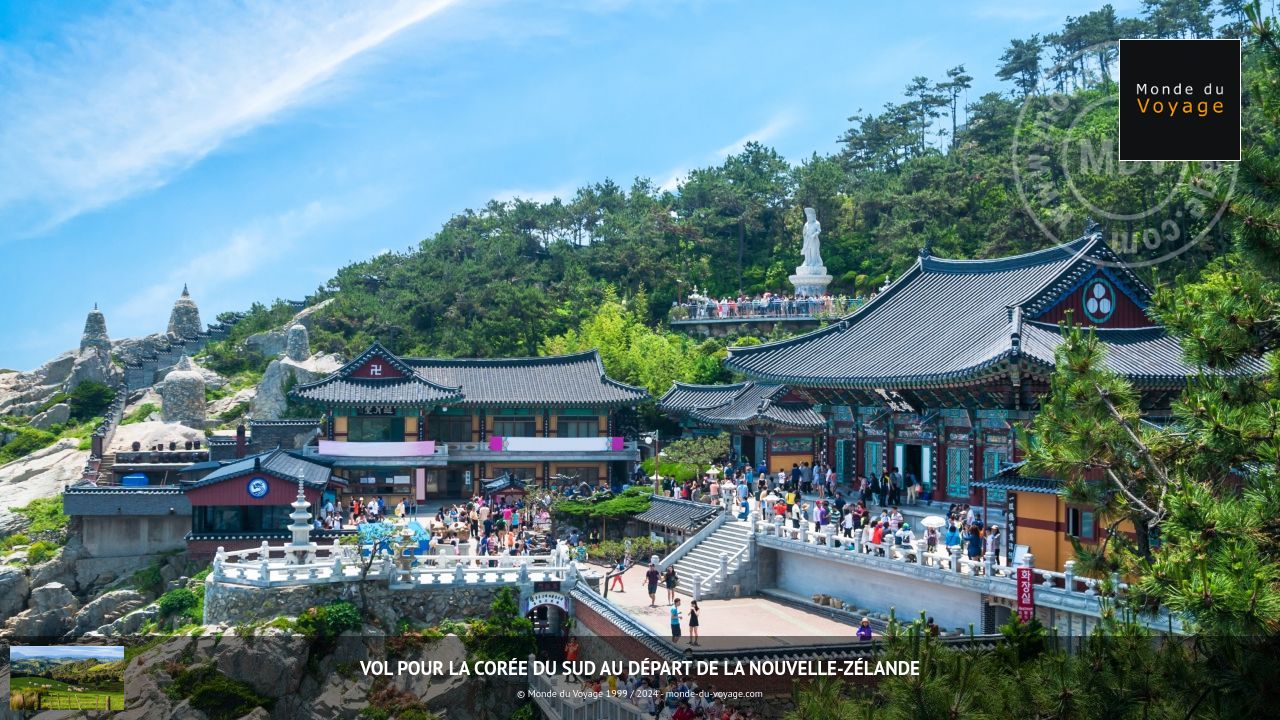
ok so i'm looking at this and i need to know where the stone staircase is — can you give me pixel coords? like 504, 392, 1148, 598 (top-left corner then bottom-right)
671, 521, 753, 598
97, 453, 116, 480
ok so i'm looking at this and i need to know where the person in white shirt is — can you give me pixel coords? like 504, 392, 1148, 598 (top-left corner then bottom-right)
896, 522, 915, 547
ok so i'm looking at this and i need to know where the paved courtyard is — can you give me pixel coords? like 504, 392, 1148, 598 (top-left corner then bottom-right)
600, 565, 868, 651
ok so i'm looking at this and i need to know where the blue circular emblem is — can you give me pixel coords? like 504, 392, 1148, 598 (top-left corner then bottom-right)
1082, 277, 1116, 324
246, 476, 270, 499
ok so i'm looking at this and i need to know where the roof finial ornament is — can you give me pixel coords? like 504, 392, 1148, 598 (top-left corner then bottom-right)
181, 283, 189, 297
1084, 218, 1101, 236
919, 240, 933, 258
93, 302, 98, 310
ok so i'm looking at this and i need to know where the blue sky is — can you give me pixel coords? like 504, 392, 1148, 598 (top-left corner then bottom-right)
0, 0, 1137, 371
11, 645, 124, 662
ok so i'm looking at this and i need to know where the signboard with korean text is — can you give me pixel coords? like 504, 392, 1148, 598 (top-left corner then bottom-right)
1016, 567, 1035, 622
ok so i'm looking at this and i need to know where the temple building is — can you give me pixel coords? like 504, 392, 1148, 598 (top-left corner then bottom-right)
724, 232, 1249, 569
287, 342, 649, 503
181, 449, 344, 557
658, 381, 826, 472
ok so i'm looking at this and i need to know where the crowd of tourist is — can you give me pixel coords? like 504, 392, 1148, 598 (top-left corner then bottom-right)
657, 460, 1006, 572
671, 292, 866, 320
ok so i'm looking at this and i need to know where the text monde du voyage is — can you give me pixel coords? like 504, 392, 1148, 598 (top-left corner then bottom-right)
1133, 82, 1229, 118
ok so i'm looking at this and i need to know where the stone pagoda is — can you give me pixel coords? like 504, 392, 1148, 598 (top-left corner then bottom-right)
167, 284, 202, 339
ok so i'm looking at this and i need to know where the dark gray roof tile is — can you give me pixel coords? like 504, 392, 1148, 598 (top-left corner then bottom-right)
634, 496, 721, 529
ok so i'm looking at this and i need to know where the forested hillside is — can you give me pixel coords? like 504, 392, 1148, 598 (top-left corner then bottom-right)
207, 1, 1265, 393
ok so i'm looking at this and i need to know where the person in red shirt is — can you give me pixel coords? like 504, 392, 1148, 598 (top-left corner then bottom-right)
871, 521, 885, 555
672, 700, 696, 720
773, 500, 786, 517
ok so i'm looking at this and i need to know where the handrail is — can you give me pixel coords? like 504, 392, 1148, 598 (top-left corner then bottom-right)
755, 520, 1137, 602
658, 505, 725, 571
693, 539, 750, 598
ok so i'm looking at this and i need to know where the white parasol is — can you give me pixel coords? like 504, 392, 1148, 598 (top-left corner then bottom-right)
921, 515, 947, 529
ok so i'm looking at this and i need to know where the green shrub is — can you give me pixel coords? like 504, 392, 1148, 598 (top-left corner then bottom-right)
24, 540, 58, 565
129, 563, 166, 596
168, 664, 272, 720
10, 497, 67, 533
295, 601, 361, 640
157, 588, 198, 617
589, 536, 669, 563
67, 380, 116, 421
121, 402, 159, 425
217, 402, 249, 423
0, 426, 58, 464
0, 532, 30, 551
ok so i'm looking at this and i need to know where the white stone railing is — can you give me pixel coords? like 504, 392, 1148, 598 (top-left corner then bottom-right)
756, 516, 1127, 601
689, 540, 751, 601
211, 539, 580, 589
658, 510, 726, 570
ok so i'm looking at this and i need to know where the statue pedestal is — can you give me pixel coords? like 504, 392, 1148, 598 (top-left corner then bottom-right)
790, 266, 832, 298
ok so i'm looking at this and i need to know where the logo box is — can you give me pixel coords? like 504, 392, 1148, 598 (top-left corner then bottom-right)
1119, 38, 1240, 161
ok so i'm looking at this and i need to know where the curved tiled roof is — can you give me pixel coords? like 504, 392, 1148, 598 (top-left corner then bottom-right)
633, 496, 722, 529
292, 343, 649, 409
658, 382, 749, 412
725, 235, 1228, 388
686, 383, 826, 430
292, 342, 462, 406
405, 350, 649, 408
726, 237, 1098, 387
1018, 322, 1266, 381
183, 449, 335, 490
292, 377, 461, 405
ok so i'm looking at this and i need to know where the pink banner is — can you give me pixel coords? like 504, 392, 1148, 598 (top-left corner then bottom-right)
485, 437, 626, 452
317, 439, 436, 457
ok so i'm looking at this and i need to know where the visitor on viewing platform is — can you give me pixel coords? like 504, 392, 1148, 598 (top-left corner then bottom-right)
857, 617, 874, 641
966, 524, 984, 561
670, 291, 866, 320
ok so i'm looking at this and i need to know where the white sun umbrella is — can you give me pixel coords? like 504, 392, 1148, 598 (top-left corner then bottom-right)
921, 515, 947, 529
706, 467, 720, 476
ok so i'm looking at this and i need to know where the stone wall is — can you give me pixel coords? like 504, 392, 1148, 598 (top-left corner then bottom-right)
204, 580, 509, 628
767, 547, 986, 632
81, 516, 189, 558
248, 420, 320, 453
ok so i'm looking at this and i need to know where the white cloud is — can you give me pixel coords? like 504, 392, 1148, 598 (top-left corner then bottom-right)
658, 109, 796, 192
491, 183, 581, 205
114, 199, 356, 328
0, 0, 461, 234
713, 110, 796, 159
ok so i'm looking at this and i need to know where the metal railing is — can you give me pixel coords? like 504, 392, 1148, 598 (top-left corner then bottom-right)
669, 296, 866, 322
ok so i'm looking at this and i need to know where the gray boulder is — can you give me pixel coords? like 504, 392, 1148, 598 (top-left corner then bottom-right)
29, 402, 70, 429
96, 604, 159, 637
0, 565, 30, 621
30, 581, 78, 613
73, 589, 148, 636
243, 330, 287, 358
250, 354, 341, 420
7, 607, 75, 638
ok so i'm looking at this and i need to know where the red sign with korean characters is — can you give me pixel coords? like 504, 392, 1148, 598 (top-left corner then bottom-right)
1016, 567, 1035, 622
